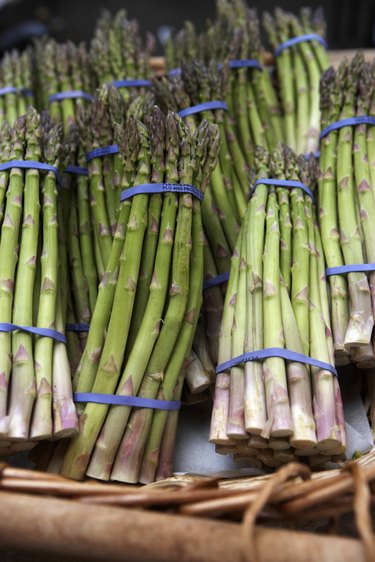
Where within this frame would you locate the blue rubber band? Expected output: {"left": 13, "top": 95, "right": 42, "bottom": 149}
{"left": 0, "top": 160, "right": 62, "bottom": 185}
{"left": 216, "top": 347, "right": 337, "bottom": 377}
{"left": 275, "top": 33, "right": 328, "bottom": 57}
{"left": 66, "top": 323, "right": 90, "bottom": 332}
{"left": 203, "top": 272, "right": 230, "bottom": 290}
{"left": 326, "top": 263, "right": 375, "bottom": 277}
{"left": 228, "top": 59, "right": 263, "bottom": 71}
{"left": 86, "top": 144, "right": 119, "bottom": 162}
{"left": 64, "top": 165, "right": 88, "bottom": 176}
{"left": 111, "top": 79, "right": 151, "bottom": 89}
{"left": 249, "top": 178, "right": 315, "bottom": 202}
{"left": 178, "top": 101, "right": 228, "bottom": 118}
{"left": 48, "top": 90, "right": 94, "bottom": 103}
{"left": 74, "top": 392, "right": 181, "bottom": 410}
{"left": 120, "top": 182, "right": 203, "bottom": 202}
{"left": 0, "top": 86, "right": 33, "bottom": 97}
{"left": 0, "top": 322, "right": 66, "bottom": 344}
{"left": 320, "top": 116, "right": 375, "bottom": 141}
{"left": 168, "top": 68, "right": 181, "bottom": 76}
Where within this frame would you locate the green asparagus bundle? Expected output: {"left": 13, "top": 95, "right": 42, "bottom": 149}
{"left": 35, "top": 39, "right": 93, "bottom": 132}
{"left": 0, "top": 108, "right": 78, "bottom": 454}
{"left": 57, "top": 108, "right": 219, "bottom": 483}
{"left": 263, "top": 7, "right": 329, "bottom": 154}
{"left": 210, "top": 144, "right": 346, "bottom": 468}
{"left": 90, "top": 10, "right": 154, "bottom": 101}
{"left": 165, "top": 0, "right": 282, "bottom": 158}
{"left": 213, "top": 0, "right": 284, "bottom": 155}
{"left": 319, "top": 53, "right": 375, "bottom": 367}
{"left": 0, "top": 48, "right": 35, "bottom": 125}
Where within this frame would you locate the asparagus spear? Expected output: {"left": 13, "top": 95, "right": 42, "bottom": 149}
{"left": 336, "top": 55, "right": 373, "bottom": 348}
{"left": 318, "top": 64, "right": 350, "bottom": 359}
{"left": 31, "top": 117, "right": 63, "bottom": 439}
{"left": 0, "top": 116, "right": 26, "bottom": 433}
{"left": 262, "top": 187, "right": 293, "bottom": 438}
{"left": 243, "top": 148, "right": 269, "bottom": 435}
{"left": 7, "top": 109, "right": 41, "bottom": 439}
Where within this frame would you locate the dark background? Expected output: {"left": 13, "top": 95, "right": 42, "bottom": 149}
{"left": 0, "top": 0, "right": 374, "bottom": 53}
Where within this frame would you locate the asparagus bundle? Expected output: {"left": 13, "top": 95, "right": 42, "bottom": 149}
{"left": 319, "top": 53, "right": 375, "bottom": 367}
{"left": 0, "top": 48, "right": 35, "bottom": 125}
{"left": 58, "top": 108, "right": 219, "bottom": 483}
{"left": 263, "top": 7, "right": 329, "bottom": 154}
{"left": 35, "top": 39, "right": 93, "bottom": 132}
{"left": 165, "top": 0, "right": 282, "bottom": 158}
{"left": 90, "top": 10, "right": 154, "bottom": 101}
{"left": 210, "top": 144, "right": 346, "bottom": 468}
{"left": 213, "top": 0, "right": 284, "bottom": 155}
{"left": 0, "top": 108, "right": 78, "bottom": 453}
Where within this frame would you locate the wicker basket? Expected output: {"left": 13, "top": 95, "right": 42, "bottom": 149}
{"left": 1, "top": 447, "right": 375, "bottom": 562}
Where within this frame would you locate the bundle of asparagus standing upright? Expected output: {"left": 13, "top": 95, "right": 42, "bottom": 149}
{"left": 35, "top": 39, "right": 93, "bottom": 131}
{"left": 263, "top": 7, "right": 330, "bottom": 154}
{"left": 90, "top": 10, "right": 154, "bottom": 101}
{"left": 210, "top": 144, "right": 346, "bottom": 468}
{"left": 0, "top": 48, "right": 35, "bottom": 126}
{"left": 318, "top": 52, "right": 375, "bottom": 367}
{"left": 165, "top": 0, "right": 282, "bottom": 159}
{"left": 0, "top": 108, "right": 78, "bottom": 456}
{"left": 55, "top": 107, "right": 219, "bottom": 483}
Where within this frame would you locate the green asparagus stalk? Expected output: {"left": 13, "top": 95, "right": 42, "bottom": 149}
{"left": 318, "top": 64, "right": 350, "bottom": 359}
{"left": 262, "top": 188, "right": 293, "bottom": 438}
{"left": 336, "top": 56, "right": 373, "bottom": 348}
{"left": 31, "top": 118, "right": 63, "bottom": 439}
{"left": 209, "top": 230, "right": 241, "bottom": 445}
{"left": 243, "top": 148, "right": 269, "bottom": 435}
{"left": 0, "top": 116, "right": 26, "bottom": 433}
{"left": 7, "top": 109, "right": 41, "bottom": 439}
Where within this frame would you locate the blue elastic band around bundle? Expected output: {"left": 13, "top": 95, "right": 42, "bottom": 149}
{"left": 178, "top": 101, "right": 228, "bottom": 118}
{"left": 203, "top": 272, "right": 230, "bottom": 290}
{"left": 0, "top": 322, "right": 66, "bottom": 344}
{"left": 0, "top": 160, "right": 62, "bottom": 185}
{"left": 249, "top": 178, "right": 315, "bottom": 202}
{"left": 66, "top": 323, "right": 90, "bottom": 332}
{"left": 86, "top": 144, "right": 119, "bottom": 162}
{"left": 74, "top": 392, "right": 181, "bottom": 411}
{"left": 274, "top": 33, "right": 328, "bottom": 57}
{"left": 320, "top": 116, "right": 375, "bottom": 141}
{"left": 168, "top": 68, "right": 181, "bottom": 76}
{"left": 0, "top": 86, "right": 33, "bottom": 97}
{"left": 120, "top": 182, "right": 203, "bottom": 202}
{"left": 48, "top": 90, "right": 94, "bottom": 103}
{"left": 111, "top": 79, "right": 151, "bottom": 89}
{"left": 228, "top": 59, "right": 263, "bottom": 71}
{"left": 64, "top": 165, "right": 88, "bottom": 176}
{"left": 326, "top": 263, "right": 375, "bottom": 277}
{"left": 216, "top": 347, "right": 338, "bottom": 377}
